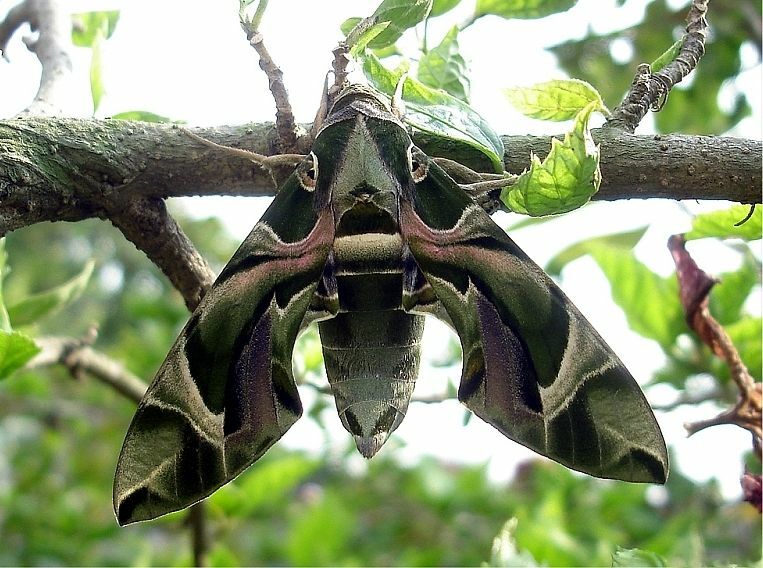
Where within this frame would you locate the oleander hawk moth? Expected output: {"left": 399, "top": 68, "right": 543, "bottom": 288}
{"left": 113, "top": 84, "right": 668, "bottom": 525}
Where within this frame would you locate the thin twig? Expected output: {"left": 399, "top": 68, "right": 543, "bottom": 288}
{"left": 605, "top": 0, "right": 709, "bottom": 132}
{"left": 187, "top": 502, "right": 209, "bottom": 567}
{"left": 650, "top": 387, "right": 725, "bottom": 412}
{"left": 26, "top": 332, "right": 148, "bottom": 403}
{"left": 0, "top": 0, "right": 74, "bottom": 116}
{"left": 668, "top": 234, "right": 762, "bottom": 460}
{"left": 240, "top": 5, "right": 298, "bottom": 153}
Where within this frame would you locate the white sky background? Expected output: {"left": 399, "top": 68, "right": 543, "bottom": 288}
{"left": 1, "top": 0, "right": 761, "bottom": 500}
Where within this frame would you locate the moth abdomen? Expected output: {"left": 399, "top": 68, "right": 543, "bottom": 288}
{"left": 318, "top": 310, "right": 424, "bottom": 458}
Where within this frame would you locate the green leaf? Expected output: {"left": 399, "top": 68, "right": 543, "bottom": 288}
{"left": 685, "top": 204, "right": 762, "bottom": 241}
{"left": 340, "top": 17, "right": 362, "bottom": 37}
{"left": 545, "top": 227, "right": 647, "bottom": 277}
{"left": 589, "top": 246, "right": 685, "bottom": 347}
{"left": 7, "top": 261, "right": 95, "bottom": 327}
{"left": 72, "top": 11, "right": 119, "bottom": 114}
{"left": 71, "top": 11, "right": 120, "bottom": 47}
{"left": 612, "top": 547, "right": 667, "bottom": 567}
{"left": 710, "top": 248, "right": 761, "bottom": 325}
{"left": 0, "top": 330, "right": 40, "bottom": 380}
{"left": 362, "top": 53, "right": 504, "bottom": 169}
{"left": 504, "top": 79, "right": 606, "bottom": 121}
{"left": 726, "top": 317, "right": 762, "bottom": 380}
{"left": 475, "top": 0, "right": 576, "bottom": 20}
{"left": 90, "top": 29, "right": 105, "bottom": 114}
{"left": 430, "top": 0, "right": 462, "bottom": 17}
{"left": 109, "top": 110, "right": 175, "bottom": 123}
{"left": 348, "top": 21, "right": 391, "bottom": 57}
{"left": 650, "top": 38, "right": 684, "bottom": 73}
{"left": 418, "top": 26, "right": 470, "bottom": 102}
{"left": 502, "top": 101, "right": 600, "bottom": 215}
{"left": 347, "top": 0, "right": 432, "bottom": 50}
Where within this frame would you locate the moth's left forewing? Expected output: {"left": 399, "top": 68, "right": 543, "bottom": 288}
{"left": 114, "top": 169, "right": 334, "bottom": 525}
{"left": 401, "top": 158, "right": 668, "bottom": 484}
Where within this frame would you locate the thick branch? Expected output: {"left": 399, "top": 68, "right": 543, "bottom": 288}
{"left": 107, "top": 197, "right": 214, "bottom": 311}
{"left": 0, "top": 0, "right": 74, "bottom": 116}
{"left": 0, "top": 118, "right": 760, "bottom": 240}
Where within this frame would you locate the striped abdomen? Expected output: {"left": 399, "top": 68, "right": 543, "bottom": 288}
{"left": 317, "top": 233, "right": 424, "bottom": 457}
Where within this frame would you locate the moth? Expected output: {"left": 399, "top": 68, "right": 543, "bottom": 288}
{"left": 114, "top": 84, "right": 668, "bottom": 525}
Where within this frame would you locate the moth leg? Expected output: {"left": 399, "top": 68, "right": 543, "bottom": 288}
{"left": 431, "top": 157, "right": 516, "bottom": 214}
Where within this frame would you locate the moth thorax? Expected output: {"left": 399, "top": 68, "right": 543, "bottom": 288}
{"left": 318, "top": 310, "right": 424, "bottom": 458}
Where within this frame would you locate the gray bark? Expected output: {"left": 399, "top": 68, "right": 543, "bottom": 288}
{"left": 1, "top": 118, "right": 759, "bottom": 239}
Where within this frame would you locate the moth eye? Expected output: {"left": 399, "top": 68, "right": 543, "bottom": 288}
{"left": 298, "top": 152, "right": 318, "bottom": 191}
{"left": 408, "top": 147, "right": 428, "bottom": 183}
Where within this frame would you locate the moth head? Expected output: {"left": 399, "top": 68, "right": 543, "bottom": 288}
{"left": 296, "top": 152, "right": 318, "bottom": 191}
{"left": 408, "top": 145, "right": 429, "bottom": 183}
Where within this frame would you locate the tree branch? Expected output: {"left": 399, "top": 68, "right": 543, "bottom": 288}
{"left": 0, "top": 0, "right": 74, "bottom": 116}
{"left": 605, "top": 0, "right": 709, "bottom": 132}
{"left": 1, "top": 118, "right": 759, "bottom": 239}
{"left": 239, "top": 1, "right": 299, "bottom": 153}
{"left": 107, "top": 197, "right": 214, "bottom": 311}
{"left": 26, "top": 333, "right": 148, "bottom": 403}
{"left": 668, "top": 234, "right": 762, "bottom": 461}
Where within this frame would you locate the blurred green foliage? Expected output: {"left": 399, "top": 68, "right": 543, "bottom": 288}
{"left": 1, "top": 0, "right": 761, "bottom": 565}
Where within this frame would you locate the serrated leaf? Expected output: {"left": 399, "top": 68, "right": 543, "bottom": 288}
{"left": 504, "top": 79, "right": 606, "bottom": 121}
{"left": 612, "top": 547, "right": 666, "bottom": 567}
{"left": 418, "top": 26, "right": 470, "bottom": 102}
{"left": 650, "top": 38, "right": 684, "bottom": 73}
{"left": 685, "top": 204, "right": 762, "bottom": 241}
{"left": 545, "top": 227, "right": 647, "bottom": 277}
{"left": 0, "top": 330, "right": 40, "bottom": 380}
{"left": 430, "top": 0, "right": 462, "bottom": 17}
{"left": 348, "top": 0, "right": 432, "bottom": 50}
{"left": 71, "top": 11, "right": 120, "bottom": 46}
{"left": 109, "top": 110, "right": 175, "bottom": 123}
{"left": 475, "top": 0, "right": 576, "bottom": 20}
{"left": 589, "top": 245, "right": 685, "bottom": 347}
{"left": 7, "top": 261, "right": 94, "bottom": 327}
{"left": 362, "top": 53, "right": 504, "bottom": 169}
{"left": 502, "top": 101, "right": 600, "bottom": 215}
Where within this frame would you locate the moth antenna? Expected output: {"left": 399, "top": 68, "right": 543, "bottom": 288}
{"left": 182, "top": 128, "right": 305, "bottom": 172}
{"left": 391, "top": 73, "right": 408, "bottom": 119}
{"left": 457, "top": 177, "right": 517, "bottom": 195}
